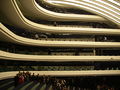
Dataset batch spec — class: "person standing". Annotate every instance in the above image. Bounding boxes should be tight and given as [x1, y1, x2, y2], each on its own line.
[18, 74, 25, 84]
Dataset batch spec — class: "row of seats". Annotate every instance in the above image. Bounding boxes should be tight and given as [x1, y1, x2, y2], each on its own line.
[36, 38, 95, 41]
[0, 65, 120, 72]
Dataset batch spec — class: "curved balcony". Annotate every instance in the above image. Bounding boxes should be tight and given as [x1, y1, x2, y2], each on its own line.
[1, 23, 120, 47]
[0, 0, 120, 34]
[0, 50, 120, 61]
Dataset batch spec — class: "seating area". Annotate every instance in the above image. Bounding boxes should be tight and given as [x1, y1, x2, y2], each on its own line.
[0, 71, 120, 90]
[0, 65, 120, 72]
[0, 60, 120, 72]
[0, 66, 95, 72]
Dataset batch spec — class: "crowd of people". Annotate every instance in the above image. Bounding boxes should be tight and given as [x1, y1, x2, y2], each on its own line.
[14, 71, 67, 90]
[14, 71, 118, 90]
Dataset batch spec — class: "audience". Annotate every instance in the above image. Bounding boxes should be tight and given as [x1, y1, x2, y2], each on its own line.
[14, 71, 67, 90]
[14, 71, 118, 90]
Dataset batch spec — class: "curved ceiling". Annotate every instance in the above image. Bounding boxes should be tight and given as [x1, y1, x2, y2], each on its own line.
[0, 0, 119, 34]
[18, 0, 107, 22]
[43, 0, 120, 27]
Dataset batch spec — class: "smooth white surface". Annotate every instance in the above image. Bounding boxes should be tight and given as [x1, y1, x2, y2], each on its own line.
[0, 0, 119, 34]
[0, 50, 120, 61]
[43, 0, 120, 27]
[18, 0, 106, 22]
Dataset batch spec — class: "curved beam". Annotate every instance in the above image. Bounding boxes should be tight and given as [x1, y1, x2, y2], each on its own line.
[1, 23, 120, 48]
[18, 0, 107, 22]
[0, 0, 120, 34]
[104, 0, 120, 8]
[43, 0, 120, 27]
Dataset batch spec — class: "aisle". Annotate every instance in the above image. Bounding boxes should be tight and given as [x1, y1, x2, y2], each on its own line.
[0, 79, 54, 90]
